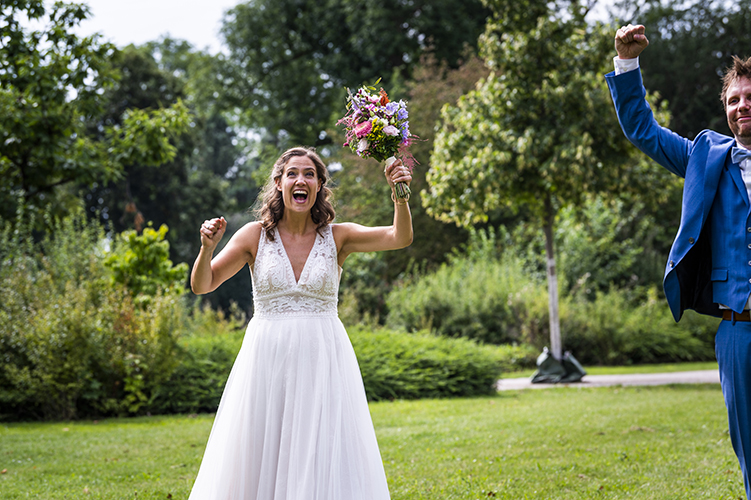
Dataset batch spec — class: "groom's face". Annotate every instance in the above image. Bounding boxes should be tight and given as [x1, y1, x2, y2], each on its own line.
[726, 76, 751, 143]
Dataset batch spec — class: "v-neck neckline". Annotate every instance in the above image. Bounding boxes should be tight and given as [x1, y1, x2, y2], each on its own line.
[276, 228, 318, 285]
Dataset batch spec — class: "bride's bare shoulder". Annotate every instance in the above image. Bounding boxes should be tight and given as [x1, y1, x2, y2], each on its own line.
[236, 221, 263, 237]
[226, 221, 264, 259]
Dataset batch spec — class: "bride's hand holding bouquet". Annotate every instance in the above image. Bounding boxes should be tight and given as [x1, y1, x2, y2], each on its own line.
[384, 158, 412, 205]
[337, 81, 416, 200]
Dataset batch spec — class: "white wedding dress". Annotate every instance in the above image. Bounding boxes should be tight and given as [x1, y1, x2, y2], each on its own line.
[188, 225, 390, 500]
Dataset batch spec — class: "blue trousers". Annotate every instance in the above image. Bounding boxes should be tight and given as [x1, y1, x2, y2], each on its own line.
[716, 319, 751, 499]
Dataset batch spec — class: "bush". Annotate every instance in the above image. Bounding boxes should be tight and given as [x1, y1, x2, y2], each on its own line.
[146, 324, 520, 411]
[561, 288, 718, 365]
[147, 305, 246, 415]
[386, 230, 547, 344]
[348, 326, 509, 401]
[0, 211, 185, 420]
[105, 223, 189, 299]
[386, 230, 718, 366]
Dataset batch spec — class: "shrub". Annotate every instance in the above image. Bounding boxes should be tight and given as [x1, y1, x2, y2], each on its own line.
[146, 324, 519, 411]
[348, 326, 508, 401]
[386, 231, 718, 366]
[147, 305, 246, 415]
[386, 242, 548, 345]
[104, 223, 189, 300]
[0, 211, 184, 420]
[561, 288, 718, 365]
[386, 231, 547, 344]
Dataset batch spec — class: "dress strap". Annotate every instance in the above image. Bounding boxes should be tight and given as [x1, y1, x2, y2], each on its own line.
[323, 224, 335, 250]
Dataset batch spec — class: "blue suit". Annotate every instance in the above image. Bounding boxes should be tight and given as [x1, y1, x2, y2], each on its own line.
[607, 68, 751, 498]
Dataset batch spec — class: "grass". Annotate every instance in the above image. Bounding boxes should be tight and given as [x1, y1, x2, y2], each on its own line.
[1, 383, 744, 499]
[504, 360, 720, 379]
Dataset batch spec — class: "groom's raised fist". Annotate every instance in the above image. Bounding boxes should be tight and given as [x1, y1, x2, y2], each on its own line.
[615, 24, 649, 60]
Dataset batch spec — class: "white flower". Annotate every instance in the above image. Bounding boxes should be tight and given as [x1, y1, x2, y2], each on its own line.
[357, 138, 369, 153]
[383, 125, 399, 136]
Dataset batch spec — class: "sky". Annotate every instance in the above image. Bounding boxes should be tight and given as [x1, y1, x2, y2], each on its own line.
[75, 0, 243, 54]
[72, 0, 614, 55]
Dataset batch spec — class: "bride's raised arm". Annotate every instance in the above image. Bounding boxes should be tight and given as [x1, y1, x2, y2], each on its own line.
[333, 159, 413, 265]
[191, 220, 261, 295]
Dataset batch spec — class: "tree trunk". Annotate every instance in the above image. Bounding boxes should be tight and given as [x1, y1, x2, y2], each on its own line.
[542, 197, 561, 360]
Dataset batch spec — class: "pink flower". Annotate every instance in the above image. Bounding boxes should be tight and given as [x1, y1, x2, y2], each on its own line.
[383, 125, 399, 136]
[354, 120, 372, 138]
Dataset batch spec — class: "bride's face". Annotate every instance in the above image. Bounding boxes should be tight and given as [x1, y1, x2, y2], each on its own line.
[276, 156, 322, 212]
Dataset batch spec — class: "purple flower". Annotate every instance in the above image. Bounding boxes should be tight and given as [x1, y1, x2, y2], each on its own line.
[385, 102, 400, 115]
[401, 125, 410, 142]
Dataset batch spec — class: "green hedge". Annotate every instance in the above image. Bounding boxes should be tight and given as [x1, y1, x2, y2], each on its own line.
[348, 327, 523, 401]
[147, 308, 245, 415]
[148, 326, 523, 410]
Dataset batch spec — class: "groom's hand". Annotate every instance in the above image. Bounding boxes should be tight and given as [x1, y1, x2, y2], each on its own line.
[615, 24, 649, 60]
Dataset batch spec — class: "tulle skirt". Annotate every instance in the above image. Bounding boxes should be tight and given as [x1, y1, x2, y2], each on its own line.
[188, 315, 390, 500]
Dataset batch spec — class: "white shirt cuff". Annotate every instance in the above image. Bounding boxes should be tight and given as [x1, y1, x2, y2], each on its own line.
[613, 56, 640, 76]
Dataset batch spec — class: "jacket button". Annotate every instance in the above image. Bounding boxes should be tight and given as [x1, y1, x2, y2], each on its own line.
[747, 227, 751, 232]
[669, 260, 674, 267]
[689, 237, 695, 244]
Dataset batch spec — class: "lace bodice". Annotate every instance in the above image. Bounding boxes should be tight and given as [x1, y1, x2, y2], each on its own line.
[251, 225, 340, 318]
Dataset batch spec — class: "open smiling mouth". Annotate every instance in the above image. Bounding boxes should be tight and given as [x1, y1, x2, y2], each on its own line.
[293, 189, 308, 202]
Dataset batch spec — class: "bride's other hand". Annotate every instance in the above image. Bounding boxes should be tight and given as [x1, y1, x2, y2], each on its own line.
[384, 159, 412, 191]
[200, 217, 227, 251]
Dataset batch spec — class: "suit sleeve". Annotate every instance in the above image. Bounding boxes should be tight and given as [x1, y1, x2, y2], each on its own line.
[605, 69, 693, 178]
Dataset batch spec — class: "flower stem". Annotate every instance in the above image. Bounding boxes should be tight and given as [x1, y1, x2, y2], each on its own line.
[394, 182, 411, 199]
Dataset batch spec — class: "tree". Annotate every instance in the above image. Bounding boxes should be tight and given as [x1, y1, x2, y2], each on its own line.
[330, 52, 489, 321]
[219, 0, 491, 146]
[0, 0, 190, 224]
[423, 0, 674, 359]
[82, 43, 236, 266]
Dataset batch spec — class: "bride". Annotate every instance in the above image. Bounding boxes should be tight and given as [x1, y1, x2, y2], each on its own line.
[188, 146, 412, 500]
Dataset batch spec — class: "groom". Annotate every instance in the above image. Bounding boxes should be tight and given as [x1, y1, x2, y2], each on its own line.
[606, 24, 751, 497]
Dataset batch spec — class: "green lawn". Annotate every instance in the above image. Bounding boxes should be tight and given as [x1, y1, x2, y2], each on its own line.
[1, 384, 744, 499]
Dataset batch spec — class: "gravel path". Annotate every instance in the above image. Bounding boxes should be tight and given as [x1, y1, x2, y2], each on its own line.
[496, 369, 721, 391]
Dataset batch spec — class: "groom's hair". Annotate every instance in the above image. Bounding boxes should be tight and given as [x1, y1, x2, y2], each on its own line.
[721, 55, 751, 109]
[256, 146, 336, 242]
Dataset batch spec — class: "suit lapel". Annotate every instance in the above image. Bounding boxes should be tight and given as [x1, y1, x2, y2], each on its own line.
[726, 162, 749, 209]
[701, 143, 737, 218]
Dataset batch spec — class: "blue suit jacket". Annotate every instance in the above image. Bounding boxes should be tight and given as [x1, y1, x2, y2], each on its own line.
[606, 68, 739, 321]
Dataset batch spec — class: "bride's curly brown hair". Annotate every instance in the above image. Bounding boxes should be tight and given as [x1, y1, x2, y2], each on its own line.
[255, 146, 336, 241]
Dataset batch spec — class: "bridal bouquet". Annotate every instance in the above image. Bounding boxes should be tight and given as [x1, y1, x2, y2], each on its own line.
[337, 82, 415, 199]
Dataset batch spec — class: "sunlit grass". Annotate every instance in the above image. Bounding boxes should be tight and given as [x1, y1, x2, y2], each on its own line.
[1, 384, 743, 499]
